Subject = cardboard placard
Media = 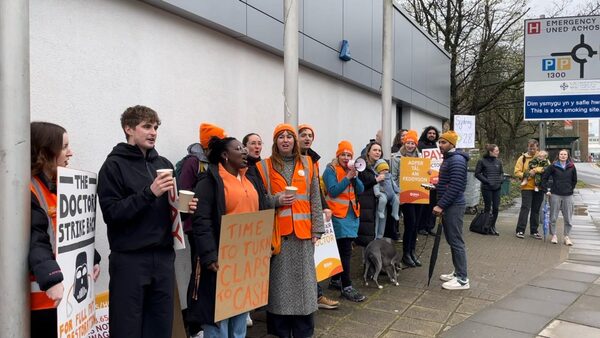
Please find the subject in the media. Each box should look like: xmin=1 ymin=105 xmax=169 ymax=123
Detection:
xmin=87 ymin=291 xmax=108 ymax=338
xmin=214 ymin=209 xmax=274 ymax=322
xmin=421 ymin=147 xmax=443 ymax=184
xmin=169 ymin=177 xmax=185 ymax=250
xmin=399 ymin=157 xmax=431 ymax=204
xmin=56 ymin=167 xmax=97 ymax=338
xmin=314 ymin=215 xmax=343 ymax=282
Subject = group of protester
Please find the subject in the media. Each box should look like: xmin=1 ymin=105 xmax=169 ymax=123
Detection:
xmin=28 ymin=105 xmax=477 ymax=338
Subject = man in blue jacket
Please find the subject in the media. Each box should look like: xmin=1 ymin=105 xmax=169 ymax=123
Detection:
xmin=433 ymin=130 xmax=470 ymax=290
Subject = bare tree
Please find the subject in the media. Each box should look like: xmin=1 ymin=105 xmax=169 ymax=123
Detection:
xmin=402 ymin=0 xmax=527 ymax=125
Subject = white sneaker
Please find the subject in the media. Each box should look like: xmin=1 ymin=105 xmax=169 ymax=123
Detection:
xmin=551 ymin=235 xmax=558 ymax=244
xmin=442 ymin=278 xmax=470 ymax=290
xmin=564 ymin=236 xmax=573 ymax=246
xmin=440 ymin=271 xmax=456 ymax=282
xmin=191 ymin=331 xmax=204 ymax=338
xmin=246 ymin=313 xmax=253 ymax=327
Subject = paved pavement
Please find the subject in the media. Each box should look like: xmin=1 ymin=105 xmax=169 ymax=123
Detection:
xmin=246 ymin=189 xmax=600 ymax=338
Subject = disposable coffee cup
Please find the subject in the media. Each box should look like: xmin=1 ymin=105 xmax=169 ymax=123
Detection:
xmin=156 ymin=169 xmax=173 ymax=177
xmin=178 ymin=190 xmax=195 ymax=213
xmin=285 ymin=186 xmax=298 ymax=196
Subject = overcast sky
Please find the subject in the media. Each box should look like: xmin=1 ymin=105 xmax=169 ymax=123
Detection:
xmin=526 ymin=0 xmax=593 ymax=18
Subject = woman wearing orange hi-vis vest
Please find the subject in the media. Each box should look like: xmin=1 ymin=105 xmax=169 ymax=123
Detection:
xmin=323 ymin=140 xmax=366 ymax=302
xmin=29 ymin=122 xmax=101 ymax=338
xmin=255 ymin=124 xmax=324 ymax=338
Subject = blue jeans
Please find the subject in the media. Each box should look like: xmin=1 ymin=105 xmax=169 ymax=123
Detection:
xmin=202 ymin=312 xmax=247 ymax=338
xmin=442 ymin=204 xmax=468 ymax=281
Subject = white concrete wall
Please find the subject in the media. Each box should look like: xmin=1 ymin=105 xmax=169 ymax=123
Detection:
xmin=29 ymin=0 xmax=386 ymax=295
xmin=402 ymin=106 xmax=443 ymax=136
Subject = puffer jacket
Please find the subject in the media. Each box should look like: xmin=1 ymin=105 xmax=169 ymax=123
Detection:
xmin=356 ymin=162 xmax=378 ymax=246
xmin=542 ymin=160 xmax=577 ymax=196
xmin=437 ymin=150 xmax=469 ymax=209
xmin=474 ymin=155 xmax=504 ymax=190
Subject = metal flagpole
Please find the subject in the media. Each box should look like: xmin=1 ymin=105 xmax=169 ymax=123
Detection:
xmin=283 ymin=0 xmax=299 ymax=127
xmin=381 ymin=0 xmax=393 ymax=157
xmin=0 ymin=0 xmax=31 ymax=336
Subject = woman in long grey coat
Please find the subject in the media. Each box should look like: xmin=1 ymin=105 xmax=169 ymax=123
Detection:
xmin=255 ymin=124 xmax=324 ymax=338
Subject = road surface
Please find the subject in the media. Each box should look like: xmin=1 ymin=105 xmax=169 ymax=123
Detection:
xmin=575 ymin=162 xmax=600 ymax=187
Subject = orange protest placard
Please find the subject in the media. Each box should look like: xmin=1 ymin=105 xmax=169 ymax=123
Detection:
xmin=399 ymin=157 xmax=431 ymax=204
xmin=214 ymin=209 xmax=274 ymax=322
xmin=421 ymin=148 xmax=443 ymax=184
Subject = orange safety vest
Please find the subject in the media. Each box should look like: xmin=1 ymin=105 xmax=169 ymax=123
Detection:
xmin=30 ymin=176 xmax=58 ymax=310
xmin=256 ymin=156 xmax=314 ymax=239
xmin=325 ymin=163 xmax=360 ymax=218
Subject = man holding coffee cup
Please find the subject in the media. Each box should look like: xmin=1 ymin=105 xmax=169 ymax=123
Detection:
xmin=98 ymin=105 xmax=197 ymax=338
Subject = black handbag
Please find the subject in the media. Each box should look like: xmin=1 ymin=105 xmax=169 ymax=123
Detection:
xmin=469 ymin=211 xmax=491 ymax=235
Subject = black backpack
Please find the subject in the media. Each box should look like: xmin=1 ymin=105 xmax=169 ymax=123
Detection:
xmin=469 ymin=211 xmax=491 ymax=235
xmin=174 ymin=143 xmax=206 ymax=180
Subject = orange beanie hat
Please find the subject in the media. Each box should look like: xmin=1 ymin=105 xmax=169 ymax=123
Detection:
xmin=336 ymin=140 xmax=354 ymax=157
xmin=403 ymin=130 xmax=418 ymax=144
xmin=273 ymin=123 xmax=297 ymax=139
xmin=298 ymin=124 xmax=315 ymax=140
xmin=439 ymin=130 xmax=459 ymax=146
xmin=199 ymin=123 xmax=227 ymax=149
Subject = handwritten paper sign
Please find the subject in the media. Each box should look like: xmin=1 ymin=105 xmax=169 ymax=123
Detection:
xmin=56 ymin=167 xmax=97 ymax=338
xmin=454 ymin=115 xmax=476 ymax=148
xmin=421 ymin=147 xmax=443 ymax=184
xmin=215 ymin=209 xmax=274 ymax=322
xmin=314 ymin=215 xmax=343 ymax=282
xmin=399 ymin=157 xmax=431 ymax=204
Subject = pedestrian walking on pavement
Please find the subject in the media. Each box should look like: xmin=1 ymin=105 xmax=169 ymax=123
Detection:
xmin=514 ymin=139 xmax=545 ymax=240
xmin=474 ymin=144 xmax=504 ymax=235
xmin=542 ymin=149 xmax=578 ymax=246
xmin=433 ymin=130 xmax=470 ymax=290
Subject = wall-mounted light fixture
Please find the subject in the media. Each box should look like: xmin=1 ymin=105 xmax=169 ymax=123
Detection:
xmin=339 ymin=40 xmax=351 ymax=61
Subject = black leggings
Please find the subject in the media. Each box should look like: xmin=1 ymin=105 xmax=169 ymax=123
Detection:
xmin=482 ymin=188 xmax=500 ymax=227
xmin=31 ymin=308 xmax=57 ymax=338
xmin=401 ymin=204 xmax=422 ymax=254
xmin=331 ymin=238 xmax=354 ymax=288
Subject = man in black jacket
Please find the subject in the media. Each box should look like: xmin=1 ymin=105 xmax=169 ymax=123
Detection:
xmin=98 ymin=105 xmax=196 ymax=338
xmin=418 ymin=126 xmax=440 ymax=236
